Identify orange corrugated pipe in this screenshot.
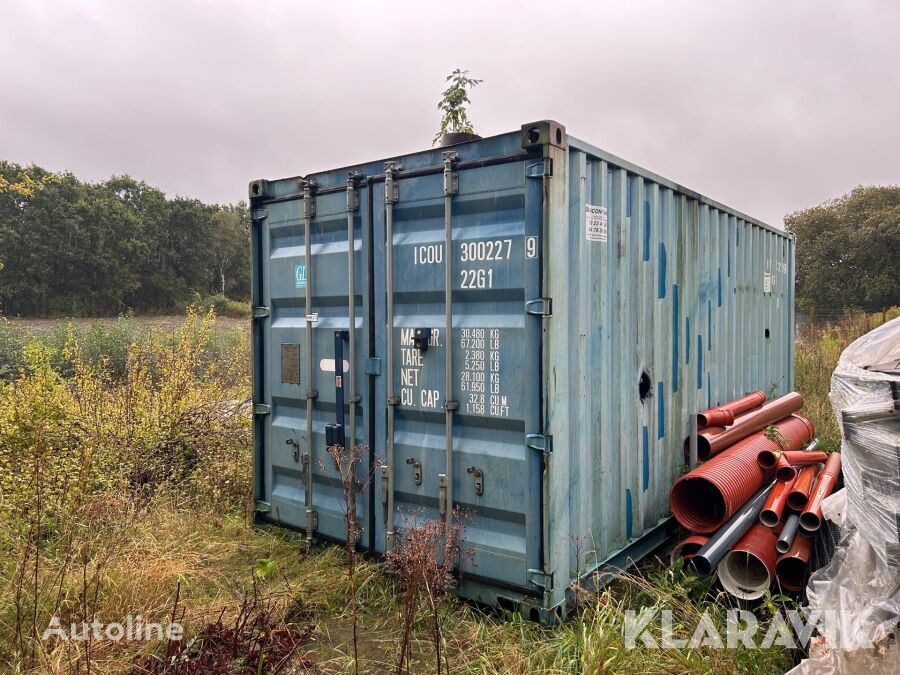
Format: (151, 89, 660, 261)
(760, 476, 797, 527)
(775, 534, 812, 593)
(787, 465, 821, 511)
(697, 393, 806, 460)
(669, 415, 813, 533)
(697, 390, 766, 428)
(670, 535, 710, 565)
(800, 453, 842, 533)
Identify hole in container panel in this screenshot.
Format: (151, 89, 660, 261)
(639, 371, 652, 402)
(764, 328, 771, 339)
(527, 127, 540, 144)
(555, 128, 562, 144)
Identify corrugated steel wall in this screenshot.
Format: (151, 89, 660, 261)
(545, 136, 794, 607)
(251, 122, 795, 615)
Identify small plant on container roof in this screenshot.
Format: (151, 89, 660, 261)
(434, 68, 483, 145)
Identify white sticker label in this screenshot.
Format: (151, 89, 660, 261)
(306, 313, 319, 323)
(763, 273, 773, 293)
(319, 358, 350, 373)
(585, 204, 607, 242)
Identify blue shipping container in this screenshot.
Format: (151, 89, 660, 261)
(249, 121, 794, 621)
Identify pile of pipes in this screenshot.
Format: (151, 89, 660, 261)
(668, 391, 843, 599)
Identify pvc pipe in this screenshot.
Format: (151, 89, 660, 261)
(690, 482, 774, 577)
(758, 450, 829, 471)
(787, 465, 821, 511)
(697, 393, 806, 459)
(718, 523, 779, 600)
(800, 453, 842, 532)
(777, 513, 801, 554)
(697, 391, 766, 428)
(760, 477, 796, 527)
(775, 534, 812, 593)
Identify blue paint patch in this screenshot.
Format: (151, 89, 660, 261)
(626, 180, 633, 217)
(736, 227, 740, 247)
(657, 382, 665, 439)
(295, 264, 307, 289)
(697, 335, 703, 388)
(686, 317, 691, 363)
(707, 301, 712, 351)
(642, 199, 651, 261)
(727, 228, 732, 277)
(672, 284, 680, 392)
(707, 373, 712, 408)
(717, 268, 722, 307)
(625, 489, 633, 539)
(658, 243, 667, 298)
(641, 426, 650, 491)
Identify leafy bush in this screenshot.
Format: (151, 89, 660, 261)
(193, 294, 250, 319)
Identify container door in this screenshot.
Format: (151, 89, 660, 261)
(254, 178, 372, 547)
(378, 156, 544, 592)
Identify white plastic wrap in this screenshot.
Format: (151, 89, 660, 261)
(829, 316, 900, 568)
(787, 489, 900, 674)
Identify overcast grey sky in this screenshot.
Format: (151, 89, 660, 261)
(1, 0, 898, 226)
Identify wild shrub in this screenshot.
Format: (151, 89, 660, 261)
(0, 310, 251, 671)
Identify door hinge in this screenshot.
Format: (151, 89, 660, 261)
(346, 171, 362, 211)
(252, 305, 270, 318)
(253, 403, 271, 415)
(527, 568, 553, 590)
(300, 179, 316, 217)
(526, 433, 553, 454)
(254, 500, 271, 513)
(365, 357, 382, 375)
(526, 159, 553, 179)
(525, 298, 552, 316)
(251, 207, 268, 221)
(443, 151, 459, 195)
(384, 161, 400, 203)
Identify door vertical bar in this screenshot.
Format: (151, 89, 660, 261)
(301, 178, 318, 541)
(442, 152, 459, 531)
(346, 173, 359, 456)
(384, 161, 399, 550)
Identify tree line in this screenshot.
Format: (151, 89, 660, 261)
(786, 185, 899, 315)
(0, 161, 250, 316)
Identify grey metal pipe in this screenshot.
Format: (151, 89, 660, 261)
(777, 513, 801, 555)
(691, 481, 775, 577)
(384, 162, 399, 550)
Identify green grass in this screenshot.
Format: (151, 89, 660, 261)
(0, 310, 891, 673)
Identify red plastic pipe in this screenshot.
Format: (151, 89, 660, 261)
(697, 393, 806, 460)
(718, 523, 779, 600)
(775, 534, 812, 593)
(787, 465, 821, 511)
(670, 535, 710, 566)
(800, 453, 842, 532)
(697, 407, 735, 427)
(670, 415, 813, 533)
(697, 390, 766, 428)
(760, 476, 797, 527)
(758, 449, 829, 471)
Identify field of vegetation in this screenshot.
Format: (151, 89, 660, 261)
(0, 309, 895, 674)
